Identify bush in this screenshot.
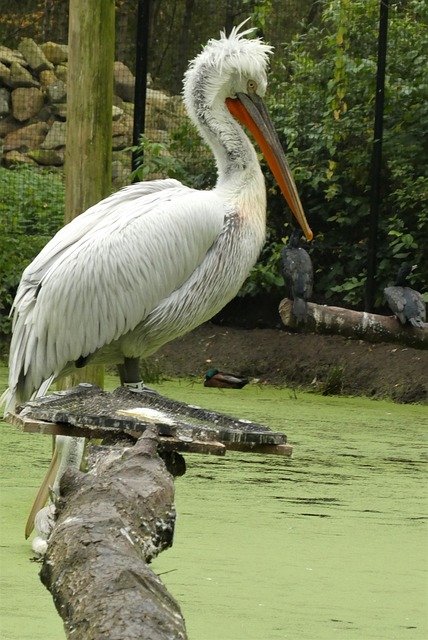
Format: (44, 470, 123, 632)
(263, 0, 428, 307)
(0, 165, 64, 335)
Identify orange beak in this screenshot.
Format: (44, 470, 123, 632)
(226, 93, 313, 241)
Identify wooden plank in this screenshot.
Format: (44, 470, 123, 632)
(158, 437, 226, 456)
(15, 385, 288, 448)
(8, 385, 293, 456)
(225, 442, 293, 456)
(7, 413, 226, 456)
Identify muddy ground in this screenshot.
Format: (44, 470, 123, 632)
(153, 298, 428, 404)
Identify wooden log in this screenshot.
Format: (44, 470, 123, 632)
(279, 298, 428, 350)
(39, 426, 188, 640)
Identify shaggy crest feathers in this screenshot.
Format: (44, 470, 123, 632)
(183, 20, 273, 102)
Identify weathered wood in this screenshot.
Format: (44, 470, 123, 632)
(13, 384, 292, 455)
(39, 427, 188, 640)
(62, 0, 115, 390)
(226, 442, 294, 456)
(65, 0, 114, 221)
(9, 412, 227, 456)
(279, 298, 428, 350)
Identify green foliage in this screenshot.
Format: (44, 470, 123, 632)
(240, 232, 284, 296)
(260, 0, 428, 307)
(129, 127, 216, 190)
(0, 166, 64, 334)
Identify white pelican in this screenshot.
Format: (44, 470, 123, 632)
(2, 23, 312, 546)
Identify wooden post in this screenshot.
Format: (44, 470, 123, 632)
(61, 0, 116, 389)
(65, 0, 114, 221)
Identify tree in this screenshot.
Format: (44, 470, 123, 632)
(254, 0, 428, 308)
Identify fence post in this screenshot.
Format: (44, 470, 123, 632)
(132, 0, 151, 175)
(365, 0, 389, 311)
(61, 0, 115, 389)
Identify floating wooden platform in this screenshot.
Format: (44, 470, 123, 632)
(8, 384, 292, 457)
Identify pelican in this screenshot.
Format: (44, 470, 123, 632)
(2, 23, 312, 547)
(384, 263, 426, 328)
(280, 228, 314, 323)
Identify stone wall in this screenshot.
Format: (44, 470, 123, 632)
(0, 39, 186, 186)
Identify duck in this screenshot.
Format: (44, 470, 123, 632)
(204, 369, 249, 388)
(384, 263, 426, 328)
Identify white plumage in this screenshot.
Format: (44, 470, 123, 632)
(3, 23, 312, 543)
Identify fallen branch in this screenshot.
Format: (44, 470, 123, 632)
(279, 298, 428, 350)
(39, 426, 187, 640)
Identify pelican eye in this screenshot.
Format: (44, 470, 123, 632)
(247, 79, 257, 93)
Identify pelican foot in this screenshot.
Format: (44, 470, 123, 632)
(30, 503, 57, 558)
(123, 381, 159, 394)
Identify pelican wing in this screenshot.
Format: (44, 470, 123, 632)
(7, 180, 229, 405)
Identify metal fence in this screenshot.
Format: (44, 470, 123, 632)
(0, 0, 314, 196)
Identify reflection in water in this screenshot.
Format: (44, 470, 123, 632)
(1, 380, 427, 639)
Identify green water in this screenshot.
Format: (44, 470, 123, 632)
(0, 374, 427, 639)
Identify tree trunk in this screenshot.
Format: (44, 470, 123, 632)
(40, 427, 188, 640)
(279, 298, 428, 350)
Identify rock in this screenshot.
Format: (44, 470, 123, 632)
(146, 88, 170, 107)
(46, 79, 67, 103)
(51, 103, 67, 120)
(28, 148, 64, 166)
(112, 135, 128, 150)
(39, 69, 57, 88)
(112, 105, 124, 121)
(111, 159, 129, 185)
(0, 45, 25, 66)
(0, 62, 11, 87)
(40, 42, 68, 64)
(40, 121, 66, 149)
(0, 88, 10, 117)
(55, 64, 68, 82)
(11, 87, 44, 122)
(3, 149, 37, 166)
(112, 113, 133, 142)
(9, 62, 40, 89)
(114, 61, 135, 102)
(18, 38, 53, 73)
(0, 39, 185, 172)
(144, 128, 171, 144)
(0, 119, 18, 137)
(4, 122, 49, 151)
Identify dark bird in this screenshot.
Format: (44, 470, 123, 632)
(2, 23, 312, 548)
(204, 369, 249, 389)
(280, 229, 314, 323)
(384, 263, 426, 328)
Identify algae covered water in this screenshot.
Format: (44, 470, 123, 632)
(0, 377, 427, 639)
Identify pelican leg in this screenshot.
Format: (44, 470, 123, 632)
(26, 436, 85, 555)
(118, 356, 140, 384)
(118, 357, 158, 394)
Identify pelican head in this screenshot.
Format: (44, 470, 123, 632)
(183, 22, 313, 241)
